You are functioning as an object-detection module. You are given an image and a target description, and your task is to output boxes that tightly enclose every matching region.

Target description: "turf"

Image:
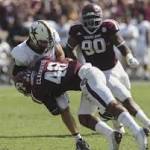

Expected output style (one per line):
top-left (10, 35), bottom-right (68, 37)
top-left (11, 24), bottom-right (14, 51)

top-left (0, 82), bottom-right (149, 150)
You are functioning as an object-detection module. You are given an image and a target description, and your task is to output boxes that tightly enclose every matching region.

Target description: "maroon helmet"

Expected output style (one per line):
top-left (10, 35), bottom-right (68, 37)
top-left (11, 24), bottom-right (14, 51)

top-left (13, 70), bottom-right (32, 96)
top-left (81, 3), bottom-right (103, 31)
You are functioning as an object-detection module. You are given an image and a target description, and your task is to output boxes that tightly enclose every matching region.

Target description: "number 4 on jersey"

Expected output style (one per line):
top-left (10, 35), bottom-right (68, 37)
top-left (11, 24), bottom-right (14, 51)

top-left (44, 62), bottom-right (68, 84)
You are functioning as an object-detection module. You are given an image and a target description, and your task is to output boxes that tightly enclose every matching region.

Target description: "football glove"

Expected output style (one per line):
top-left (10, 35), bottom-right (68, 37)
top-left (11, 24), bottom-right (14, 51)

top-left (126, 53), bottom-right (139, 68)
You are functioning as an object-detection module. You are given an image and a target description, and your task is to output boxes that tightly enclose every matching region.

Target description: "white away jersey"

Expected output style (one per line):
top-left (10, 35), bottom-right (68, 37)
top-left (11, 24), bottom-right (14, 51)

top-left (11, 27), bottom-right (60, 66)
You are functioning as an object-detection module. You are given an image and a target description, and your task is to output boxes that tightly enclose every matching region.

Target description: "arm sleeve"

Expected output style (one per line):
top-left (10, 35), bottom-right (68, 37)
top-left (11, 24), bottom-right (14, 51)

top-left (65, 26), bottom-right (79, 59)
top-left (103, 19), bottom-right (120, 34)
top-left (111, 32), bottom-right (131, 56)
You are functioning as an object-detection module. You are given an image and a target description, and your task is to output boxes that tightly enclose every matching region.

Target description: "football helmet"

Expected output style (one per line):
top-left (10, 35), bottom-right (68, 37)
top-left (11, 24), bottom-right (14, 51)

top-left (29, 20), bottom-right (55, 53)
top-left (81, 3), bottom-right (103, 31)
top-left (14, 70), bottom-right (32, 96)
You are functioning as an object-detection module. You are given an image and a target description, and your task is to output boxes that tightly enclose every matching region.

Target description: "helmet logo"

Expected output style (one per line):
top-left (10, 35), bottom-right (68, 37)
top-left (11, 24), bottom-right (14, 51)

top-left (30, 26), bottom-right (38, 38)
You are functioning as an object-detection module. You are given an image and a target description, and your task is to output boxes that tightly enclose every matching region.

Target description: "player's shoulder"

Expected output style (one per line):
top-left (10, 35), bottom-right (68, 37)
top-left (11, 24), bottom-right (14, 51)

top-left (11, 41), bottom-right (31, 65)
top-left (11, 41), bottom-right (27, 56)
top-left (69, 22), bottom-right (83, 35)
top-left (101, 19), bottom-right (120, 32)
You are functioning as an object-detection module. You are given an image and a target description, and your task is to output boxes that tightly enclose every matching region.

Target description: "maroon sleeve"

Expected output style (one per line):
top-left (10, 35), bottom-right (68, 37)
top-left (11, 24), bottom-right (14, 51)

top-left (101, 19), bottom-right (120, 34)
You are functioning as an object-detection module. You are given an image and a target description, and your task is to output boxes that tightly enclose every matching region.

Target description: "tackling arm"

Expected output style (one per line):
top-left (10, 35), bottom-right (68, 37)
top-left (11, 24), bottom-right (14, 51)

top-left (65, 32), bottom-right (79, 60)
top-left (55, 43), bottom-right (65, 61)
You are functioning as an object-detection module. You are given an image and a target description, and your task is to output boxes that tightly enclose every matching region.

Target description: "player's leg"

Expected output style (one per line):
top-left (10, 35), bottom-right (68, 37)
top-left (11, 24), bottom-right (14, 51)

top-left (107, 101), bottom-right (148, 150)
top-left (79, 65), bottom-right (148, 149)
top-left (43, 93), bottom-right (90, 150)
top-left (84, 85), bottom-right (148, 150)
top-left (78, 93), bottom-right (122, 150)
top-left (122, 97), bottom-right (150, 129)
top-left (106, 61), bottom-right (150, 130)
top-left (56, 93), bottom-right (90, 150)
top-left (56, 93), bottom-right (79, 135)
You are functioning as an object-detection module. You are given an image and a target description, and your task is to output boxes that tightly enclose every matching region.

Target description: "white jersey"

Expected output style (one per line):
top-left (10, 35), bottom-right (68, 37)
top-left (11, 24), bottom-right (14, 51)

top-left (11, 27), bottom-right (60, 66)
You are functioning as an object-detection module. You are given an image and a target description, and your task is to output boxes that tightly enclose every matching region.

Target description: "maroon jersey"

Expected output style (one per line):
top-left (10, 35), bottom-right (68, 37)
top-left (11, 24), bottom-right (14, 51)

top-left (31, 57), bottom-right (81, 103)
top-left (67, 19), bottom-right (120, 70)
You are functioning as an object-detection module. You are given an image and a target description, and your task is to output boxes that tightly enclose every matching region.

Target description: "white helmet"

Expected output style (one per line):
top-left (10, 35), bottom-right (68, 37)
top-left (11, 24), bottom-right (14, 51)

top-left (29, 20), bottom-right (55, 53)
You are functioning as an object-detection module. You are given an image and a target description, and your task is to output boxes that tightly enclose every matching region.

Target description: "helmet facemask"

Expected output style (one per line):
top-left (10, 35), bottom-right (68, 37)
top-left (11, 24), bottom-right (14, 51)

top-left (82, 15), bottom-right (102, 31)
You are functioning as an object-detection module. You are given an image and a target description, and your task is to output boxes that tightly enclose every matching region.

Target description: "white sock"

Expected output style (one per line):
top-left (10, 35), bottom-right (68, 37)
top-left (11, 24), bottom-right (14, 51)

top-left (136, 109), bottom-right (150, 127)
top-left (95, 120), bottom-right (113, 137)
top-left (73, 133), bottom-right (82, 142)
top-left (118, 111), bottom-right (140, 136)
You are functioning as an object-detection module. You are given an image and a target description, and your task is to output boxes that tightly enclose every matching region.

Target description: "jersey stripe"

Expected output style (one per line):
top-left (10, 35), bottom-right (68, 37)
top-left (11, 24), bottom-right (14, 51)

top-left (86, 83), bottom-right (107, 108)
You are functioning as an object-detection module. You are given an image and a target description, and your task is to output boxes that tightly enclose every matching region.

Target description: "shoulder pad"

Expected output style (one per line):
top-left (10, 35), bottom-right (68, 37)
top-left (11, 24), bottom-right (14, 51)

top-left (69, 24), bottom-right (82, 37)
top-left (11, 46), bottom-right (28, 66)
top-left (101, 19), bottom-right (119, 33)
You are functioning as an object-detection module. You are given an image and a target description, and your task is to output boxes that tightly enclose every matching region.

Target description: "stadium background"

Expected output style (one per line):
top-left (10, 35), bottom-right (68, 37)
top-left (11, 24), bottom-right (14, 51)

top-left (0, 0), bottom-right (150, 83)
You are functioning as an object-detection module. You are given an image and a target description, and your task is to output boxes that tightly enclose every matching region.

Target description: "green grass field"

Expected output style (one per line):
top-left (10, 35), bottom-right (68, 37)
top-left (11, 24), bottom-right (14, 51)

top-left (0, 82), bottom-right (150, 150)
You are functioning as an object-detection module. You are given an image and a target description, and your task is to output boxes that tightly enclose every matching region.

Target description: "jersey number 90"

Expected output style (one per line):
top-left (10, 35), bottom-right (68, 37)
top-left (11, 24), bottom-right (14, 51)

top-left (81, 38), bottom-right (106, 55)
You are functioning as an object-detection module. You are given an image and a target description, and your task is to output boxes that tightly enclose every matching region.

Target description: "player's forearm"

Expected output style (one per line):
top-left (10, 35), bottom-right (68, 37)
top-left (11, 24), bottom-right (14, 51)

top-left (117, 43), bottom-right (132, 57)
top-left (55, 44), bottom-right (65, 61)
top-left (113, 33), bottom-right (132, 57)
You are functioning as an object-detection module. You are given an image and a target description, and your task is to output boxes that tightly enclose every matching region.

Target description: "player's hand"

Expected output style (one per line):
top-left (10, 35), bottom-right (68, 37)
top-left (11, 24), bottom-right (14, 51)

top-left (126, 53), bottom-right (139, 68)
top-left (65, 57), bottom-right (73, 62)
top-left (58, 57), bottom-right (73, 63)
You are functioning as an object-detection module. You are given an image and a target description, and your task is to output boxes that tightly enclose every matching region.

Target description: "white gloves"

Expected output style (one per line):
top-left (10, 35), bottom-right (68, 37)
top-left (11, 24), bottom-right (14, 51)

top-left (126, 53), bottom-right (139, 68)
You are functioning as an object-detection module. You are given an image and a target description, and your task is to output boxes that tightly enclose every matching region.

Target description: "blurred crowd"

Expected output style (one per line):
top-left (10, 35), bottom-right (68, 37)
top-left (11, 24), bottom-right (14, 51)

top-left (0, 0), bottom-right (150, 84)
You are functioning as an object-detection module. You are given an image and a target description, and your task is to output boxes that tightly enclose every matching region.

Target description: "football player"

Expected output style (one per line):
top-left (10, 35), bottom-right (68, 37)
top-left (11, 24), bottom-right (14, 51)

top-left (11, 20), bottom-right (90, 150)
top-left (66, 3), bottom-right (150, 133)
top-left (13, 56), bottom-right (148, 150)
